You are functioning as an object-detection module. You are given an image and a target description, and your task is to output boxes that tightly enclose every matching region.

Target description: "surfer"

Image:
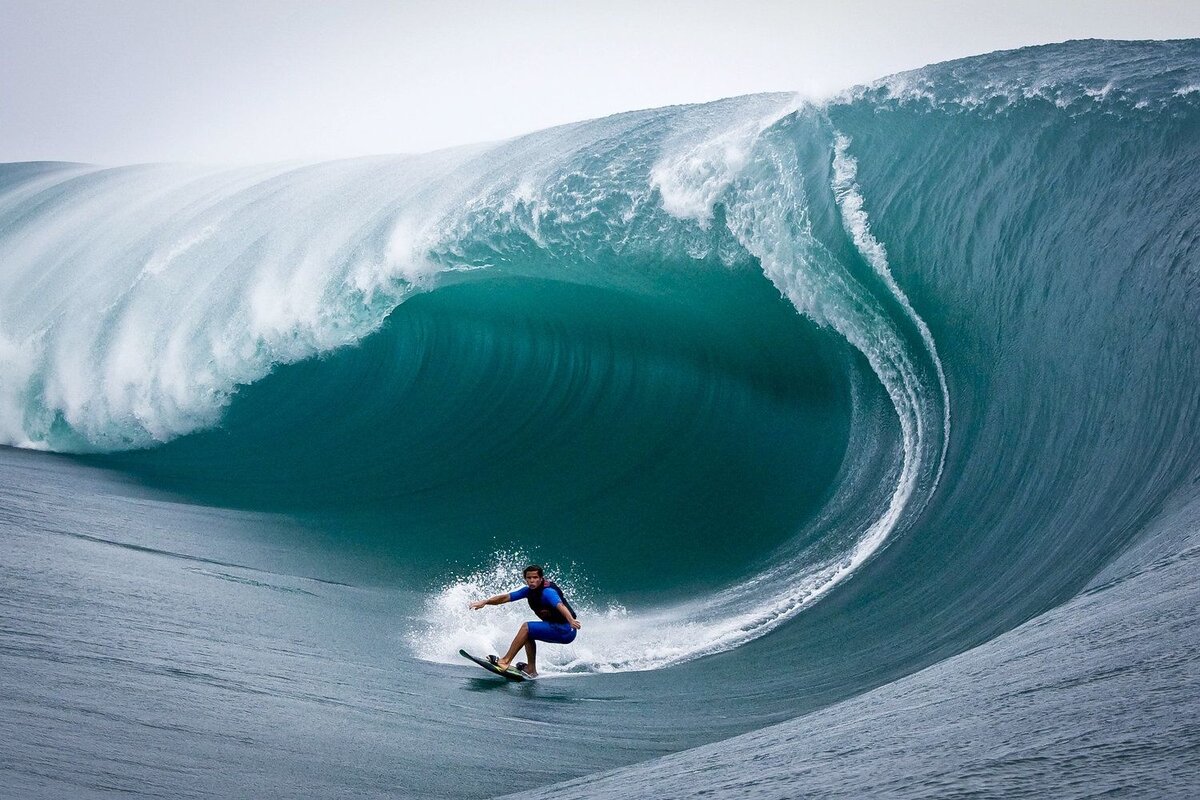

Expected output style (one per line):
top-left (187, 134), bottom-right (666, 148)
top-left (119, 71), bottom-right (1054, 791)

top-left (469, 565), bottom-right (581, 678)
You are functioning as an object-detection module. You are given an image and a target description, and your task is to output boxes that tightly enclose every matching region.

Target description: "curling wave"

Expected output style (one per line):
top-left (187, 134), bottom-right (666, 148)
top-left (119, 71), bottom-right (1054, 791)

top-left (3, 39), bottom-right (1197, 679)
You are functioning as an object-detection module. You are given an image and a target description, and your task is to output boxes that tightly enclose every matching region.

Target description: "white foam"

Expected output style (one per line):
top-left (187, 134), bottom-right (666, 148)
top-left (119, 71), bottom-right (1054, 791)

top-left (409, 552), bottom-right (629, 675)
top-left (0, 155), bottom-right (480, 451)
top-left (650, 97), bottom-right (800, 226)
top-left (832, 133), bottom-right (951, 495)
top-left (0, 333), bottom-right (44, 450)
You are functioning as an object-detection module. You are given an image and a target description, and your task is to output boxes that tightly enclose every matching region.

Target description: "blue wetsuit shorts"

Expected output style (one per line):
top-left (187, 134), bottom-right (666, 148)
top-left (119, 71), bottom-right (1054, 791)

top-left (527, 621), bottom-right (576, 644)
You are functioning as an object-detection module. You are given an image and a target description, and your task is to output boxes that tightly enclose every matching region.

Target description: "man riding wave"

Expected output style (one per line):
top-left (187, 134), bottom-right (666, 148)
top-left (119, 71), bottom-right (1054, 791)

top-left (469, 564), bottom-right (581, 678)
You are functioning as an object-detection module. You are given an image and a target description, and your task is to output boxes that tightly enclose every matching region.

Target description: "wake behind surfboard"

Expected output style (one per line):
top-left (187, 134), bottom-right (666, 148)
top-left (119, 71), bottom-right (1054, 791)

top-left (459, 649), bottom-right (535, 681)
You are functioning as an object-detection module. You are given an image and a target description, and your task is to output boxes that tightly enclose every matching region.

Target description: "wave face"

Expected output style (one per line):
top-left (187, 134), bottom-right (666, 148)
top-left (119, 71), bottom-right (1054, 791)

top-left (2, 40), bottom-right (1198, 678)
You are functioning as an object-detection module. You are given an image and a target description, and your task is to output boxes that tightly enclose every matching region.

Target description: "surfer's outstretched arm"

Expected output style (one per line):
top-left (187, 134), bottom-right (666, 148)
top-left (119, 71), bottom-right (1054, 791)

top-left (469, 593), bottom-right (510, 610)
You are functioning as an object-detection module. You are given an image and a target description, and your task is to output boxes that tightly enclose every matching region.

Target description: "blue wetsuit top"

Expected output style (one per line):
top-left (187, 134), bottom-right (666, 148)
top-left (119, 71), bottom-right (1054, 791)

top-left (508, 586), bottom-right (562, 606)
top-left (508, 585), bottom-right (577, 644)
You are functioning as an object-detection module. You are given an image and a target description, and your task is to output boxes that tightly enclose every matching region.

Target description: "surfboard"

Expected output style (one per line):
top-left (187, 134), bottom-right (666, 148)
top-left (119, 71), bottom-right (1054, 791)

top-left (459, 649), bottom-right (535, 681)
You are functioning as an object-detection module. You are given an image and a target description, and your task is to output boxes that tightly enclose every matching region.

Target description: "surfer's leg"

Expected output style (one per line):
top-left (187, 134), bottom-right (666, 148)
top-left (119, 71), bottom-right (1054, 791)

top-left (497, 623), bottom-right (529, 670)
top-left (522, 638), bottom-right (537, 676)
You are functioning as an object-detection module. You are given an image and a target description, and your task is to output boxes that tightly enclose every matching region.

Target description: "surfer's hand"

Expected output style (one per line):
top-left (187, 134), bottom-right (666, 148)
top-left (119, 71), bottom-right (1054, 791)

top-left (469, 600), bottom-right (486, 610)
top-left (569, 619), bottom-right (581, 629)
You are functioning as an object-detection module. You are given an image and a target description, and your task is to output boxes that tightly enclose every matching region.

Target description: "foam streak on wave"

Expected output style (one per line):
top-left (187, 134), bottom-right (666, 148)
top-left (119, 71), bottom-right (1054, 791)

top-left (832, 132), bottom-right (951, 496)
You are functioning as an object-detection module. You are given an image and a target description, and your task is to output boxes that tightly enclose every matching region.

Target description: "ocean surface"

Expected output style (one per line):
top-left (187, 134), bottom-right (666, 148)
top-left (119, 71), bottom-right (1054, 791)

top-left (2, 39), bottom-right (1199, 798)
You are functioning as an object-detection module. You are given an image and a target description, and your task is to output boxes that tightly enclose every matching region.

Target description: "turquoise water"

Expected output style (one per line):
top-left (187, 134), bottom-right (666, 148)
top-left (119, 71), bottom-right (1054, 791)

top-left (1, 39), bottom-right (1199, 797)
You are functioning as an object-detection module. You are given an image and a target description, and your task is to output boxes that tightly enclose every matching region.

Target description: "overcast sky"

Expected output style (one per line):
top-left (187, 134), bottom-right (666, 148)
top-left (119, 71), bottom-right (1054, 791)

top-left (2, 0), bottom-right (1198, 165)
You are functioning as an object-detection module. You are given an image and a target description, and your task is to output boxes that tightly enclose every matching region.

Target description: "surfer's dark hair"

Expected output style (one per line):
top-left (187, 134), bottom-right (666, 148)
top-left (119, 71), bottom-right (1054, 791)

top-left (522, 564), bottom-right (544, 578)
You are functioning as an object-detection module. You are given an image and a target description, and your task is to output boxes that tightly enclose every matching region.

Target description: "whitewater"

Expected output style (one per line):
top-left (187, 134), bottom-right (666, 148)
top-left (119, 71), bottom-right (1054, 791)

top-left (2, 39), bottom-right (1199, 798)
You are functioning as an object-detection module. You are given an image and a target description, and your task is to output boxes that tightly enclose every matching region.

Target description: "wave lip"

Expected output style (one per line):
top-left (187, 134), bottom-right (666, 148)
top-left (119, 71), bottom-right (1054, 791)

top-left (841, 39), bottom-right (1200, 113)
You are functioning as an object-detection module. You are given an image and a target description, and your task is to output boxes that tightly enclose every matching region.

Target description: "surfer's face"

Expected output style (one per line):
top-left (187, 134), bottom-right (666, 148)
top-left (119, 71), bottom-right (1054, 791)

top-left (523, 572), bottom-right (543, 589)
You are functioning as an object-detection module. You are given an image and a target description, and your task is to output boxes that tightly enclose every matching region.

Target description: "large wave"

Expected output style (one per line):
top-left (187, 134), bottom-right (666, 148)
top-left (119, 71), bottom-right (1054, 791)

top-left (3, 40), bottom-right (1197, 677)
